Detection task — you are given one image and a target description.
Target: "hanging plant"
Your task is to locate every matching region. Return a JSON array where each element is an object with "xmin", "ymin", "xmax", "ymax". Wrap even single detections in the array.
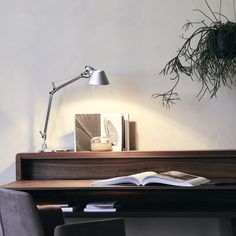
[{"xmin": 153, "ymin": 0, "xmax": 236, "ymax": 108}]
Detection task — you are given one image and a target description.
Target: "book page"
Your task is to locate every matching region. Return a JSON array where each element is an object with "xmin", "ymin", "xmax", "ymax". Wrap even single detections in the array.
[
  {"xmin": 159, "ymin": 171, "xmax": 197, "ymax": 182},
  {"xmin": 91, "ymin": 171, "xmax": 209, "ymax": 187},
  {"xmin": 91, "ymin": 175, "xmax": 140, "ymax": 186},
  {"xmin": 142, "ymin": 171, "xmax": 209, "ymax": 186},
  {"xmin": 158, "ymin": 171, "xmax": 209, "ymax": 185},
  {"xmin": 130, "ymin": 171, "xmax": 157, "ymax": 182},
  {"xmin": 91, "ymin": 171, "xmax": 157, "ymax": 186}
]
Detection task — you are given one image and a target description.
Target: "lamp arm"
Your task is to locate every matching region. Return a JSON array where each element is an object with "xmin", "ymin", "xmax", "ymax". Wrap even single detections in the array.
[
  {"xmin": 39, "ymin": 92, "xmax": 53, "ymax": 151},
  {"xmin": 39, "ymin": 66, "xmax": 96, "ymax": 151},
  {"xmin": 39, "ymin": 74, "xmax": 84, "ymax": 151},
  {"xmin": 45, "ymin": 65, "xmax": 95, "ymax": 97},
  {"xmin": 51, "ymin": 74, "xmax": 82, "ymax": 94}
]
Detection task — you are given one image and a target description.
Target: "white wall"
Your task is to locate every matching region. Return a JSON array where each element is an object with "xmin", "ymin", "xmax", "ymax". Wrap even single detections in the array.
[{"xmin": 0, "ymin": 0, "xmax": 235, "ymax": 235}]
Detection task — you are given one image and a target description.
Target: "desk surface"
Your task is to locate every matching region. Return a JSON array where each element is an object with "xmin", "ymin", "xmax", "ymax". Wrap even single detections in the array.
[
  {"xmin": 3, "ymin": 179, "xmax": 236, "ymax": 190},
  {"xmin": 3, "ymin": 179, "xmax": 236, "ymax": 218}
]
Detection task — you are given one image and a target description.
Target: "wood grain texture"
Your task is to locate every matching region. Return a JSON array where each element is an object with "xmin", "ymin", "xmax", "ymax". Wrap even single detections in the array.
[{"xmin": 16, "ymin": 150, "xmax": 236, "ymax": 181}]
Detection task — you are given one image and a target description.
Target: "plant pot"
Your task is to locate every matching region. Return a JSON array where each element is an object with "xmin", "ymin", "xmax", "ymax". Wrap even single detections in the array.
[{"xmin": 211, "ymin": 21, "xmax": 236, "ymax": 59}]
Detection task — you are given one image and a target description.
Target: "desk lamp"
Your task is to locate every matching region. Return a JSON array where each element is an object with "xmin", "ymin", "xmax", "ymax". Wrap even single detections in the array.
[{"xmin": 40, "ymin": 65, "xmax": 109, "ymax": 152}]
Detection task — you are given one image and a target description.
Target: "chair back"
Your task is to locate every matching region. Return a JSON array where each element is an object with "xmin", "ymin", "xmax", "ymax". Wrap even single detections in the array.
[
  {"xmin": 55, "ymin": 219, "xmax": 126, "ymax": 236},
  {"xmin": 0, "ymin": 188, "xmax": 44, "ymax": 236}
]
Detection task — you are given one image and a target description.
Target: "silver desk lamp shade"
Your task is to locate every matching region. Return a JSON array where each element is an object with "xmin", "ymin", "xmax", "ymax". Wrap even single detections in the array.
[
  {"xmin": 40, "ymin": 66, "xmax": 109, "ymax": 152},
  {"xmin": 89, "ymin": 70, "xmax": 109, "ymax": 85}
]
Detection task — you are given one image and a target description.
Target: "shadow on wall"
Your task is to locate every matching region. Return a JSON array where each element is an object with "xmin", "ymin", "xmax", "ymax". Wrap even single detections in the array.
[{"xmin": 0, "ymin": 163, "xmax": 15, "ymax": 185}]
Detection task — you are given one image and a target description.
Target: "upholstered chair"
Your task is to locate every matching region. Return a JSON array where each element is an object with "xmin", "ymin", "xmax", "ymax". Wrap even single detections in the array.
[{"xmin": 0, "ymin": 188, "xmax": 126, "ymax": 236}]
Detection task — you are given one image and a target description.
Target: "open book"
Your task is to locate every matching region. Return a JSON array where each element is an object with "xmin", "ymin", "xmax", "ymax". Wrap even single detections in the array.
[{"xmin": 91, "ymin": 171, "xmax": 210, "ymax": 187}]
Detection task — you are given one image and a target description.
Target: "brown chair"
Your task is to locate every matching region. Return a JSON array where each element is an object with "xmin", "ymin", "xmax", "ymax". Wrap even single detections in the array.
[{"xmin": 0, "ymin": 188, "xmax": 126, "ymax": 236}]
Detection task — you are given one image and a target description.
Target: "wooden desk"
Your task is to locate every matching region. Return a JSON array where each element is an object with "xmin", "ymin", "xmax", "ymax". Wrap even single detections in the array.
[
  {"xmin": 2, "ymin": 151, "xmax": 236, "ymax": 234},
  {"xmin": 4, "ymin": 179, "xmax": 236, "ymax": 217}
]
